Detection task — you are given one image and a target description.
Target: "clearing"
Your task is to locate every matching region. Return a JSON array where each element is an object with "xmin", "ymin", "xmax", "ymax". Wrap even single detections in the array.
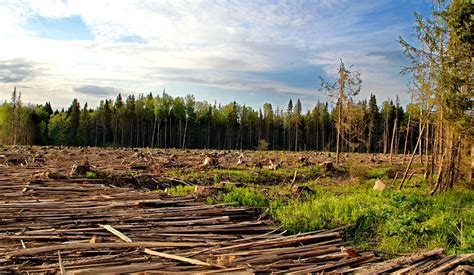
[{"xmin": 0, "ymin": 146, "xmax": 472, "ymax": 273}]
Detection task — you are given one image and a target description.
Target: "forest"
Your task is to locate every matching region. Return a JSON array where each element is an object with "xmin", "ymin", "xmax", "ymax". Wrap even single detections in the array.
[{"xmin": 0, "ymin": 89, "xmax": 414, "ymax": 153}]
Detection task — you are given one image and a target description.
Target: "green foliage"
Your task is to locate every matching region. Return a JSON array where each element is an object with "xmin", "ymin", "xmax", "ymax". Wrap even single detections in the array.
[
  {"xmin": 222, "ymin": 187, "xmax": 268, "ymax": 208},
  {"xmin": 48, "ymin": 113, "xmax": 69, "ymax": 145},
  {"xmin": 208, "ymin": 174, "xmax": 472, "ymax": 255},
  {"xmin": 166, "ymin": 185, "xmax": 195, "ymax": 196},
  {"xmin": 366, "ymin": 167, "xmax": 388, "ymax": 179},
  {"xmin": 1, "ymin": 85, "xmax": 421, "ymax": 157},
  {"xmin": 257, "ymin": 139, "xmax": 270, "ymax": 151},
  {"xmin": 272, "ymin": 188, "xmax": 473, "ymax": 254},
  {"xmin": 85, "ymin": 171, "xmax": 98, "ymax": 178}
]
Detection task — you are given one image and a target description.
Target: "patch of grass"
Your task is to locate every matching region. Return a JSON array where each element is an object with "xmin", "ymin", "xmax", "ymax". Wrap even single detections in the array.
[
  {"xmin": 85, "ymin": 171, "xmax": 98, "ymax": 178},
  {"xmin": 271, "ymin": 188, "xmax": 474, "ymax": 254},
  {"xmin": 222, "ymin": 187, "xmax": 268, "ymax": 207},
  {"xmin": 366, "ymin": 167, "xmax": 388, "ymax": 179},
  {"xmin": 215, "ymin": 179, "xmax": 473, "ymax": 255},
  {"xmin": 166, "ymin": 185, "xmax": 195, "ymax": 196}
]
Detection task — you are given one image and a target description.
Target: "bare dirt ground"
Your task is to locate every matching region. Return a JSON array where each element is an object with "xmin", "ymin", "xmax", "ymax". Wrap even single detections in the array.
[{"xmin": 0, "ymin": 146, "xmax": 471, "ymax": 273}]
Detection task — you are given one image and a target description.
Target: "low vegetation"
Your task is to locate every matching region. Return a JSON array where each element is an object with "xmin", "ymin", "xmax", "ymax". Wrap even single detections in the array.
[{"xmin": 163, "ymin": 160, "xmax": 473, "ymax": 255}]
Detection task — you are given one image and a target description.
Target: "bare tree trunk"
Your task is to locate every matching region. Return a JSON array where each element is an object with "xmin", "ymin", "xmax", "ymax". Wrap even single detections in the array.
[
  {"xmin": 390, "ymin": 118, "xmax": 398, "ymax": 165},
  {"xmin": 207, "ymin": 121, "xmax": 210, "ymax": 149},
  {"xmin": 151, "ymin": 116, "xmax": 157, "ymax": 148},
  {"xmin": 295, "ymin": 122, "xmax": 298, "ymax": 151},
  {"xmin": 182, "ymin": 117, "xmax": 188, "ymax": 149},
  {"xmin": 336, "ymin": 99, "xmax": 342, "ymax": 165},
  {"xmin": 157, "ymin": 122, "xmax": 161, "ymax": 148},
  {"xmin": 383, "ymin": 118, "xmax": 388, "ymax": 154},
  {"xmin": 164, "ymin": 119, "xmax": 167, "ymax": 148},
  {"xmin": 95, "ymin": 119, "xmax": 98, "ymax": 147},
  {"xmin": 179, "ymin": 119, "xmax": 182, "ymax": 148},
  {"xmin": 399, "ymin": 118, "xmax": 427, "ymax": 190},
  {"xmin": 419, "ymin": 108, "xmax": 424, "ymax": 165},
  {"xmin": 470, "ymin": 142, "xmax": 474, "ymax": 183},
  {"xmin": 430, "ymin": 149, "xmax": 446, "ymax": 196},
  {"xmin": 424, "ymin": 122, "xmax": 430, "ymax": 179},
  {"xmin": 403, "ymin": 114, "xmax": 411, "ymax": 164},
  {"xmin": 169, "ymin": 116, "xmax": 172, "ymax": 148}
]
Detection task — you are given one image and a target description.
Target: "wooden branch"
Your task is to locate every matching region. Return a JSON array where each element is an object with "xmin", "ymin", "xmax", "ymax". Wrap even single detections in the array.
[
  {"xmin": 101, "ymin": 224, "xmax": 218, "ymax": 268},
  {"xmin": 430, "ymin": 254, "xmax": 473, "ymax": 273},
  {"xmin": 6, "ymin": 241, "xmax": 207, "ymax": 259}
]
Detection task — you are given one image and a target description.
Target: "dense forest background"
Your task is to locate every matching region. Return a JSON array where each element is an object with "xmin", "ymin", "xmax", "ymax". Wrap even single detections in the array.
[{"xmin": 0, "ymin": 89, "xmax": 419, "ymax": 154}]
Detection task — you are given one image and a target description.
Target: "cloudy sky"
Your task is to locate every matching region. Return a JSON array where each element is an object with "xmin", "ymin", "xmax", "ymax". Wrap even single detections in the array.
[{"xmin": 0, "ymin": 0, "xmax": 430, "ymax": 110}]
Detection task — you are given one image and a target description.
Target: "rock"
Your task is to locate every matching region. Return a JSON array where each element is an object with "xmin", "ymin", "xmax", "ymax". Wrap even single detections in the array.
[{"xmin": 373, "ymin": 179, "xmax": 386, "ymax": 191}]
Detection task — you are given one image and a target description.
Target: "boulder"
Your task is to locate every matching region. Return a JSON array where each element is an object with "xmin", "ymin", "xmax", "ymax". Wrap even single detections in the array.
[{"xmin": 373, "ymin": 179, "xmax": 386, "ymax": 191}]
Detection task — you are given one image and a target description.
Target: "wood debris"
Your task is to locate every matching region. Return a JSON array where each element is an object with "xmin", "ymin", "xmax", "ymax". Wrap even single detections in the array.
[{"xmin": 0, "ymin": 146, "xmax": 471, "ymax": 273}]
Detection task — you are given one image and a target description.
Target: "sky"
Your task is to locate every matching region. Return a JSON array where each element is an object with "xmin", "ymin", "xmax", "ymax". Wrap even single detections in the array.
[{"xmin": 0, "ymin": 0, "xmax": 431, "ymax": 110}]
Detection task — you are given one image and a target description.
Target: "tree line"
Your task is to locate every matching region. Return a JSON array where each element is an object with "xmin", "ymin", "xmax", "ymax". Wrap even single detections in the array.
[{"xmin": 1, "ymin": 88, "xmax": 424, "ymax": 155}]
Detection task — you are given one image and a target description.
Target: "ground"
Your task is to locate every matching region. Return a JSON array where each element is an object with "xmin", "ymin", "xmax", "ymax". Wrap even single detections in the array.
[{"xmin": 0, "ymin": 146, "xmax": 472, "ymax": 272}]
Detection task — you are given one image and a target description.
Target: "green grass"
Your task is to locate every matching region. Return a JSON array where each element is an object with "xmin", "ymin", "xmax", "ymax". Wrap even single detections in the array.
[
  {"xmin": 85, "ymin": 171, "xmax": 98, "ymax": 178},
  {"xmin": 366, "ymin": 167, "xmax": 388, "ymax": 179},
  {"xmin": 222, "ymin": 187, "xmax": 268, "ymax": 207},
  {"xmin": 166, "ymin": 185, "xmax": 195, "ymax": 196},
  {"xmin": 146, "ymin": 159, "xmax": 472, "ymax": 255},
  {"xmin": 210, "ymin": 182, "xmax": 473, "ymax": 255}
]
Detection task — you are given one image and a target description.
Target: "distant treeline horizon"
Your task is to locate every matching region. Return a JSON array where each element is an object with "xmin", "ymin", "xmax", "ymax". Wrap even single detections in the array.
[{"xmin": 1, "ymin": 88, "xmax": 424, "ymax": 155}]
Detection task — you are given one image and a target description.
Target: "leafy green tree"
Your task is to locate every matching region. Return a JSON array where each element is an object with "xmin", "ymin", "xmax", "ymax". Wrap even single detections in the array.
[
  {"xmin": 67, "ymin": 99, "xmax": 80, "ymax": 145},
  {"xmin": 48, "ymin": 112, "xmax": 68, "ymax": 145}
]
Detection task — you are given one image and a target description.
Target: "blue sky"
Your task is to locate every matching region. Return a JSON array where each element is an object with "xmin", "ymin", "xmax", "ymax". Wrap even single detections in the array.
[{"xmin": 0, "ymin": 0, "xmax": 431, "ymax": 110}]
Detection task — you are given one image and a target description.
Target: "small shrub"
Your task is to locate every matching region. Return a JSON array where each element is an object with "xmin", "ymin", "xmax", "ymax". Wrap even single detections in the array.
[{"xmin": 85, "ymin": 171, "xmax": 97, "ymax": 178}]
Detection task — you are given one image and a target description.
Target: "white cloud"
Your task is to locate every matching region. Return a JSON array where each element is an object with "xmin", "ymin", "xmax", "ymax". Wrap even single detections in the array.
[{"xmin": 0, "ymin": 0, "xmax": 415, "ymax": 108}]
